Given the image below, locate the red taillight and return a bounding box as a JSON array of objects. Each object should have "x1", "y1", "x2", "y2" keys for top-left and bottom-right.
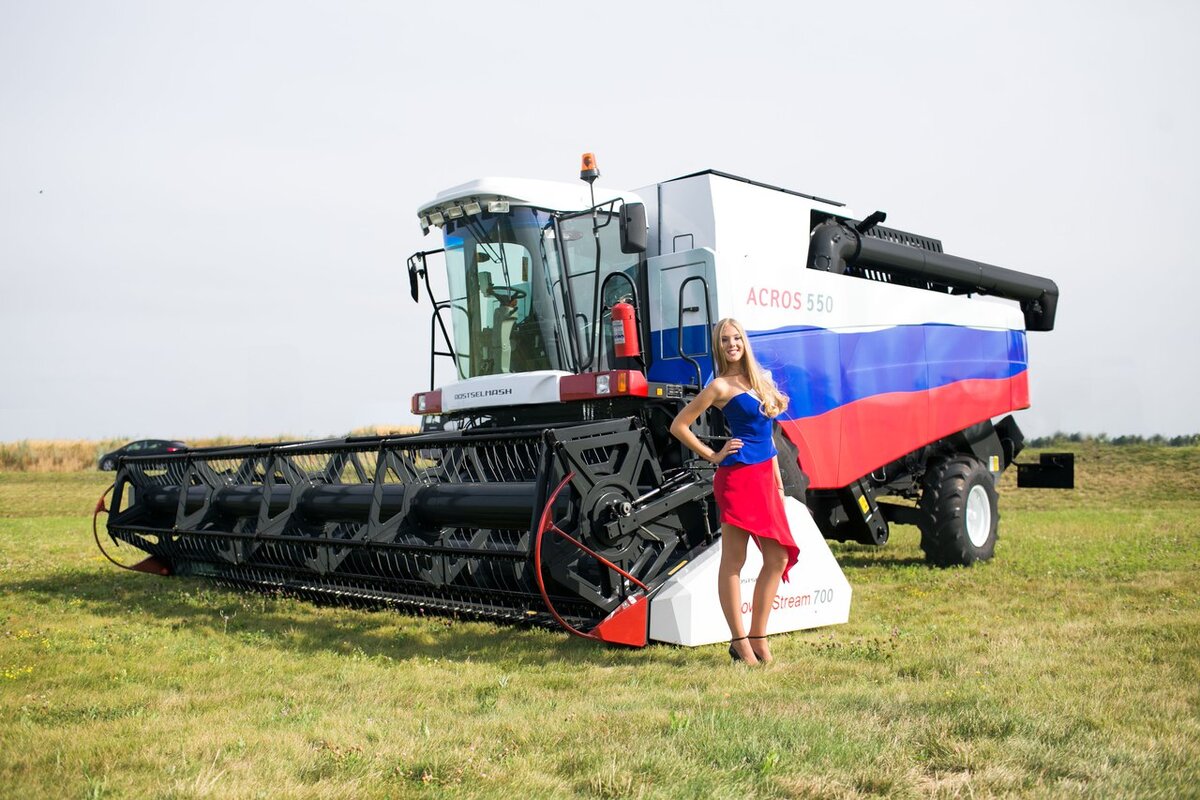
[
  {"x1": 559, "y1": 370, "x2": 648, "y2": 402},
  {"x1": 411, "y1": 390, "x2": 443, "y2": 415},
  {"x1": 167, "y1": 447, "x2": 179, "y2": 453}
]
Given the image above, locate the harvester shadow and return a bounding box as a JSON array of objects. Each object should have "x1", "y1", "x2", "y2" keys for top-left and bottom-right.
[
  {"x1": 13, "y1": 569, "x2": 686, "y2": 666},
  {"x1": 833, "y1": 552, "x2": 928, "y2": 570}
]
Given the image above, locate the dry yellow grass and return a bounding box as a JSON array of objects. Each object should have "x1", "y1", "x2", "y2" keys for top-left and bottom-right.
[
  {"x1": 0, "y1": 428, "x2": 420, "y2": 474},
  {"x1": 0, "y1": 439, "x2": 150, "y2": 473}
]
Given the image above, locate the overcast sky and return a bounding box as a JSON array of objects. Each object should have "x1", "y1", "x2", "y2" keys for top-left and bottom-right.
[{"x1": 2, "y1": 0, "x2": 1197, "y2": 442}]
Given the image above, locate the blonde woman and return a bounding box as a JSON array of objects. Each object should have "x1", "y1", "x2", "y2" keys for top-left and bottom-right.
[{"x1": 669, "y1": 318, "x2": 799, "y2": 664}]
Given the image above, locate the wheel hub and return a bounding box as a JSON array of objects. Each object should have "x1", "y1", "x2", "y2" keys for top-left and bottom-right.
[{"x1": 965, "y1": 484, "x2": 992, "y2": 547}]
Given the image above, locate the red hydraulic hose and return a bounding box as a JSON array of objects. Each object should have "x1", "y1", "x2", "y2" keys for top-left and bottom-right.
[
  {"x1": 91, "y1": 484, "x2": 139, "y2": 571},
  {"x1": 533, "y1": 472, "x2": 649, "y2": 640},
  {"x1": 92, "y1": 485, "x2": 167, "y2": 574}
]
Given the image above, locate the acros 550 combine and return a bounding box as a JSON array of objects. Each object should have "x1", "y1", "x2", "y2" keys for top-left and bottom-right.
[{"x1": 97, "y1": 157, "x2": 1063, "y2": 646}]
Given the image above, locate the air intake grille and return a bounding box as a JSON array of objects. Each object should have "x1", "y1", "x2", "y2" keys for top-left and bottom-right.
[{"x1": 863, "y1": 225, "x2": 943, "y2": 253}]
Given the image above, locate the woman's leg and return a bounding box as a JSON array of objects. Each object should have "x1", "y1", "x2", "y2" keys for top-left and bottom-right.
[
  {"x1": 718, "y1": 523, "x2": 756, "y2": 664},
  {"x1": 748, "y1": 537, "x2": 790, "y2": 663}
]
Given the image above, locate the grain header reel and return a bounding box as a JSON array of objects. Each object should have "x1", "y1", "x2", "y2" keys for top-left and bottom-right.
[{"x1": 98, "y1": 418, "x2": 718, "y2": 645}]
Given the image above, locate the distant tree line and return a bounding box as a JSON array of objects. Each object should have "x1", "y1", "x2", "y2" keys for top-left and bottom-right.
[{"x1": 1028, "y1": 432, "x2": 1200, "y2": 448}]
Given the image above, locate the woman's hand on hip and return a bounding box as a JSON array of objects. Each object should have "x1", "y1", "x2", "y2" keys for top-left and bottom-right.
[{"x1": 711, "y1": 438, "x2": 743, "y2": 463}]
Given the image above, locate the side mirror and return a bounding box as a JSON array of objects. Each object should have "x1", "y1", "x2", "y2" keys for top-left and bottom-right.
[
  {"x1": 620, "y1": 202, "x2": 648, "y2": 254},
  {"x1": 406, "y1": 253, "x2": 422, "y2": 302}
]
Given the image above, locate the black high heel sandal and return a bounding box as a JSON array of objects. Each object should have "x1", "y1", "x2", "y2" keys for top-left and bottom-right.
[
  {"x1": 729, "y1": 636, "x2": 751, "y2": 662},
  {"x1": 748, "y1": 635, "x2": 772, "y2": 663}
]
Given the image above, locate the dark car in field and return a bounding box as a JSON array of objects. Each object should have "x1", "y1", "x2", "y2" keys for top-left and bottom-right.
[{"x1": 98, "y1": 439, "x2": 187, "y2": 471}]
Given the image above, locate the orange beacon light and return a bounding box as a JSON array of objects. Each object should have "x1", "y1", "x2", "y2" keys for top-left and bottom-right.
[{"x1": 580, "y1": 152, "x2": 600, "y2": 183}]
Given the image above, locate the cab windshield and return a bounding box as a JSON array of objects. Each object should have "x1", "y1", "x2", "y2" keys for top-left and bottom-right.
[
  {"x1": 440, "y1": 204, "x2": 640, "y2": 380},
  {"x1": 442, "y1": 208, "x2": 565, "y2": 379}
]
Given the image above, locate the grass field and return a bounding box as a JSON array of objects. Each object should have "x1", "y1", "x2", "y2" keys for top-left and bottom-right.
[{"x1": 1, "y1": 443, "x2": 1198, "y2": 799}]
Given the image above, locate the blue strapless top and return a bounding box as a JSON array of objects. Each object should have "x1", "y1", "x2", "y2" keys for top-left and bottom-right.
[{"x1": 719, "y1": 392, "x2": 777, "y2": 467}]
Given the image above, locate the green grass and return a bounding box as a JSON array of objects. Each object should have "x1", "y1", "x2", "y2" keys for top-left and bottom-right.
[{"x1": 2, "y1": 445, "x2": 1198, "y2": 798}]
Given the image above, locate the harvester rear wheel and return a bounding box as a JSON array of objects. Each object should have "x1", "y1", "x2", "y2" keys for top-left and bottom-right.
[{"x1": 918, "y1": 456, "x2": 998, "y2": 566}]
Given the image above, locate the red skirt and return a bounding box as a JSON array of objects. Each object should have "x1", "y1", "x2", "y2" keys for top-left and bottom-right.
[{"x1": 713, "y1": 459, "x2": 800, "y2": 582}]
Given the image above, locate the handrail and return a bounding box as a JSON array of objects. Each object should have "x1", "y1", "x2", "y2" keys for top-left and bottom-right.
[{"x1": 676, "y1": 275, "x2": 714, "y2": 387}]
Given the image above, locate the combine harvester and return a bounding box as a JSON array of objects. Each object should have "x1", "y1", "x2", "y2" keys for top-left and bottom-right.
[{"x1": 96, "y1": 157, "x2": 1064, "y2": 647}]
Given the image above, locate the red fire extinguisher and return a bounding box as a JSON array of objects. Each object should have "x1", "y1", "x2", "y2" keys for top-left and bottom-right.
[{"x1": 611, "y1": 301, "x2": 641, "y2": 359}]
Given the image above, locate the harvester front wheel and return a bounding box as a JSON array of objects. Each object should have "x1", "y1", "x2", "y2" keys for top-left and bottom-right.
[{"x1": 918, "y1": 456, "x2": 998, "y2": 567}]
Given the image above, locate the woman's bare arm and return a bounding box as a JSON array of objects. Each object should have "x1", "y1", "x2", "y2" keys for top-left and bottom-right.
[{"x1": 669, "y1": 380, "x2": 742, "y2": 464}]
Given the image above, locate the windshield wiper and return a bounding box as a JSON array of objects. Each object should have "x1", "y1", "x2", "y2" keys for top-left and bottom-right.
[{"x1": 463, "y1": 217, "x2": 509, "y2": 281}]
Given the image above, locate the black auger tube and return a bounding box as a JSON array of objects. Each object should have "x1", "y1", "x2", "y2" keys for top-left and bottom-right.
[
  {"x1": 142, "y1": 482, "x2": 541, "y2": 529},
  {"x1": 807, "y1": 219, "x2": 1059, "y2": 331}
]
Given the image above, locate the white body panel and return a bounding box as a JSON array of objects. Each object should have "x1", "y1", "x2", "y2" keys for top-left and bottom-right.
[
  {"x1": 640, "y1": 172, "x2": 1022, "y2": 333},
  {"x1": 645, "y1": 248, "x2": 718, "y2": 332},
  {"x1": 439, "y1": 370, "x2": 570, "y2": 412},
  {"x1": 648, "y1": 499, "x2": 852, "y2": 646},
  {"x1": 715, "y1": 256, "x2": 1026, "y2": 332},
  {"x1": 635, "y1": 172, "x2": 850, "y2": 260}
]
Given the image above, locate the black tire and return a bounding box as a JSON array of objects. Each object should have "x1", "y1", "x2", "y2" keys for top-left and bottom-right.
[
  {"x1": 918, "y1": 455, "x2": 999, "y2": 566},
  {"x1": 772, "y1": 423, "x2": 810, "y2": 504},
  {"x1": 100, "y1": 458, "x2": 115, "y2": 471}
]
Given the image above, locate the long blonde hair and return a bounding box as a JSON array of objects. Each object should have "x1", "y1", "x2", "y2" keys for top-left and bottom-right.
[{"x1": 711, "y1": 318, "x2": 789, "y2": 418}]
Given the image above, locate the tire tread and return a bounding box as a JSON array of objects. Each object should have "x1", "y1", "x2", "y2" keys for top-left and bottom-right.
[{"x1": 918, "y1": 455, "x2": 999, "y2": 567}]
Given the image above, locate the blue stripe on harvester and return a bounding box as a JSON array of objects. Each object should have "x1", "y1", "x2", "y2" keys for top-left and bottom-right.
[
  {"x1": 648, "y1": 325, "x2": 714, "y2": 385},
  {"x1": 647, "y1": 323, "x2": 1027, "y2": 418}
]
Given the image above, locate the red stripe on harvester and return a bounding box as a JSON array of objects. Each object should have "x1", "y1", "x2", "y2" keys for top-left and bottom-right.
[{"x1": 780, "y1": 373, "x2": 1029, "y2": 489}]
